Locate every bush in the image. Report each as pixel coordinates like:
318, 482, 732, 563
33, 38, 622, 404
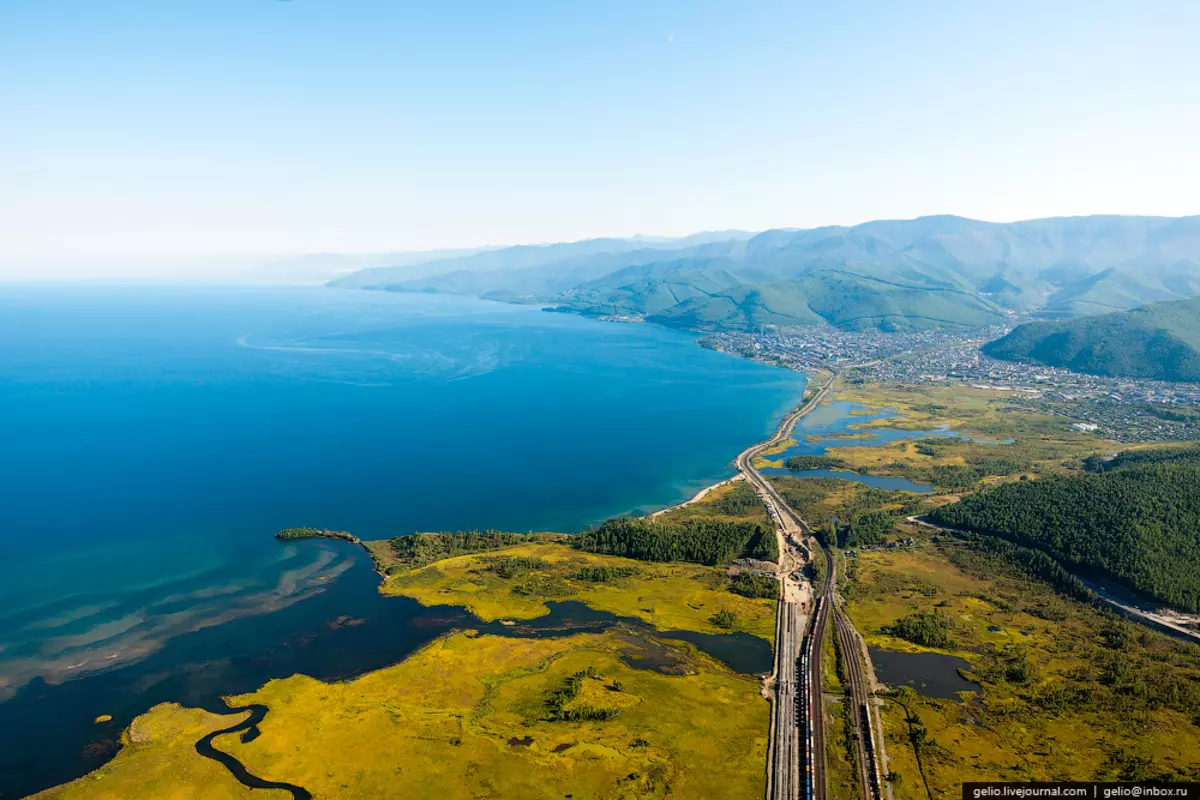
572, 565, 639, 582
729, 572, 778, 599
482, 556, 550, 579
884, 610, 954, 648
710, 609, 739, 629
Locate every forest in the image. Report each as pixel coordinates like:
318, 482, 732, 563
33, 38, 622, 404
784, 455, 848, 471
931, 453, 1200, 611
387, 530, 552, 568
573, 517, 776, 565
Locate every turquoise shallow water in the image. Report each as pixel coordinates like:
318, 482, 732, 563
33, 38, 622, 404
0, 284, 805, 698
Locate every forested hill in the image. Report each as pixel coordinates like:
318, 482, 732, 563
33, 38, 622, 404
983, 295, 1200, 382
331, 215, 1200, 333
930, 446, 1200, 611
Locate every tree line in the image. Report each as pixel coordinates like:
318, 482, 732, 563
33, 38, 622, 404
388, 530, 545, 568
931, 457, 1200, 611
573, 517, 776, 565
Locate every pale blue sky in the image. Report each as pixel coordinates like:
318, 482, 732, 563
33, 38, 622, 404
2, 1, 1198, 271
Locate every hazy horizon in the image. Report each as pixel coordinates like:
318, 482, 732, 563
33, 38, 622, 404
5, 210, 1200, 283
4, 1, 1199, 278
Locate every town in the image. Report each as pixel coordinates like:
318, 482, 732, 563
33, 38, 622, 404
702, 327, 1200, 443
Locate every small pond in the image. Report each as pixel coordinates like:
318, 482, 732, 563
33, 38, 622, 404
869, 646, 979, 700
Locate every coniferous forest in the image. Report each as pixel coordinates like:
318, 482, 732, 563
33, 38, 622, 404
574, 517, 776, 565
931, 447, 1200, 611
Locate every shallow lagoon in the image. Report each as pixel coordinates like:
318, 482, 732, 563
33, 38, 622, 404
757, 400, 963, 492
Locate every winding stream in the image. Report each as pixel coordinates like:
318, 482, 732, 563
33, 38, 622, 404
194, 702, 312, 799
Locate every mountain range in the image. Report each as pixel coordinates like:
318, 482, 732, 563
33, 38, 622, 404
983, 295, 1200, 382
331, 215, 1200, 333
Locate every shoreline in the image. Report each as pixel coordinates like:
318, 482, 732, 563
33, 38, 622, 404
646, 379, 820, 520
276, 380, 817, 560
645, 474, 747, 518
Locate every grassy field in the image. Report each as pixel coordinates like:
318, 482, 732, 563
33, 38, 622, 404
39, 471, 783, 799
220, 631, 768, 799
381, 542, 777, 642
32, 705, 274, 800
825, 383, 1112, 489
824, 695, 860, 800
843, 529, 1200, 795
51, 632, 769, 799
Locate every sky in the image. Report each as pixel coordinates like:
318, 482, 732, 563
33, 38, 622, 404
2, 0, 1199, 276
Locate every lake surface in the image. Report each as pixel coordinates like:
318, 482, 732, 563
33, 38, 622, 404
757, 401, 953, 491
0, 284, 804, 796
868, 646, 979, 700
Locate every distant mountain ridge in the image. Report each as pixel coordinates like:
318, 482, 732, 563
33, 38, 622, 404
983, 295, 1200, 382
331, 215, 1200, 332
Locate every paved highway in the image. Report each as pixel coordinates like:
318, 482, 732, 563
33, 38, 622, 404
737, 378, 833, 800
742, 374, 886, 800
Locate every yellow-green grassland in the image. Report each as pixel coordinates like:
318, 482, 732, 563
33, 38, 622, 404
381, 542, 776, 642
825, 383, 1113, 487
33, 705, 274, 800
216, 631, 767, 799
845, 527, 1200, 795
44, 477, 780, 799
43, 630, 768, 800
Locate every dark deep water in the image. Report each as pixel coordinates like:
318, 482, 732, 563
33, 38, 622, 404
0, 285, 801, 798
868, 646, 980, 700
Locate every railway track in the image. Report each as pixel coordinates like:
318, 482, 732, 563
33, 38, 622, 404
748, 373, 884, 800
745, 378, 834, 800
804, 548, 833, 800
821, 537, 882, 800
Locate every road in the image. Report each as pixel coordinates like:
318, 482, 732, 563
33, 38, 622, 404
742, 374, 886, 800
908, 516, 1200, 644
737, 377, 833, 800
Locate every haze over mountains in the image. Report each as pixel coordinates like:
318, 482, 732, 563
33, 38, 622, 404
331, 215, 1200, 333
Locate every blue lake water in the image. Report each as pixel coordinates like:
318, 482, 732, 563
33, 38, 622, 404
757, 401, 953, 492
0, 284, 804, 796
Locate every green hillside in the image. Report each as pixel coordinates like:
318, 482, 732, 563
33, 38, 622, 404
332, 215, 1200, 333
983, 295, 1200, 381
930, 445, 1200, 611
